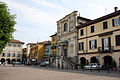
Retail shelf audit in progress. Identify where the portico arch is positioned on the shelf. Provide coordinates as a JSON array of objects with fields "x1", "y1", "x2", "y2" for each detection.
[
  {"x1": 103, "y1": 55, "x2": 113, "y2": 65},
  {"x1": 80, "y1": 57, "x2": 86, "y2": 65},
  {"x1": 6, "y1": 58, "x2": 11, "y2": 64},
  {"x1": 1, "y1": 58, "x2": 5, "y2": 64},
  {"x1": 90, "y1": 56, "x2": 98, "y2": 63}
]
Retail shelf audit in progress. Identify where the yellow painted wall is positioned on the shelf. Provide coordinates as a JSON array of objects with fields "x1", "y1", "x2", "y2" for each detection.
[
  {"x1": 51, "y1": 34, "x2": 57, "y2": 56},
  {"x1": 78, "y1": 15, "x2": 120, "y2": 54}
]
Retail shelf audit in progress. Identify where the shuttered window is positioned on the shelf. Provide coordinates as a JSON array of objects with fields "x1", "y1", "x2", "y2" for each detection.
[
  {"x1": 112, "y1": 17, "x2": 120, "y2": 27},
  {"x1": 103, "y1": 21, "x2": 108, "y2": 29},
  {"x1": 91, "y1": 26, "x2": 94, "y2": 33},
  {"x1": 89, "y1": 40, "x2": 97, "y2": 49},
  {"x1": 102, "y1": 37, "x2": 111, "y2": 51},
  {"x1": 80, "y1": 29, "x2": 84, "y2": 36},
  {"x1": 79, "y1": 42, "x2": 84, "y2": 50},
  {"x1": 116, "y1": 35, "x2": 120, "y2": 46}
]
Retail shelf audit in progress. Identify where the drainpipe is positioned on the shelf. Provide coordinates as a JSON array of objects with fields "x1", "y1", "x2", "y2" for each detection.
[{"x1": 86, "y1": 26, "x2": 88, "y2": 53}]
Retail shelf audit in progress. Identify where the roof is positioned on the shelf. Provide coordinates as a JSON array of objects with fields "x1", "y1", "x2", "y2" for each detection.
[
  {"x1": 37, "y1": 41, "x2": 50, "y2": 45},
  {"x1": 27, "y1": 43, "x2": 36, "y2": 45},
  {"x1": 77, "y1": 16, "x2": 92, "y2": 21},
  {"x1": 77, "y1": 10, "x2": 120, "y2": 29},
  {"x1": 50, "y1": 33, "x2": 57, "y2": 37},
  {"x1": 11, "y1": 39, "x2": 24, "y2": 44}
]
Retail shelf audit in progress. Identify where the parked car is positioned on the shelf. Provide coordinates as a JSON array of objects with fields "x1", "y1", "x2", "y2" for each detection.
[
  {"x1": 0, "y1": 62, "x2": 1, "y2": 65},
  {"x1": 84, "y1": 63, "x2": 101, "y2": 70},
  {"x1": 12, "y1": 62, "x2": 21, "y2": 65},
  {"x1": 40, "y1": 61, "x2": 49, "y2": 67}
]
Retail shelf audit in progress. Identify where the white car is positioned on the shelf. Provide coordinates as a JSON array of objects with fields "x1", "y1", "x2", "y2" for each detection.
[
  {"x1": 84, "y1": 63, "x2": 101, "y2": 70},
  {"x1": 0, "y1": 62, "x2": 1, "y2": 65}
]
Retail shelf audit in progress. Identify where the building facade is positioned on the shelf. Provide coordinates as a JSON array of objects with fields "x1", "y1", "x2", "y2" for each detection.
[
  {"x1": 44, "y1": 41, "x2": 51, "y2": 62},
  {"x1": 56, "y1": 11, "x2": 91, "y2": 69},
  {"x1": 0, "y1": 39, "x2": 24, "y2": 64},
  {"x1": 50, "y1": 33, "x2": 57, "y2": 56},
  {"x1": 29, "y1": 41, "x2": 50, "y2": 63},
  {"x1": 77, "y1": 8, "x2": 120, "y2": 69}
]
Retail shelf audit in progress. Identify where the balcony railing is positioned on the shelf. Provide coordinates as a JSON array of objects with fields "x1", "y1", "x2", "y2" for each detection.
[{"x1": 98, "y1": 46, "x2": 114, "y2": 53}]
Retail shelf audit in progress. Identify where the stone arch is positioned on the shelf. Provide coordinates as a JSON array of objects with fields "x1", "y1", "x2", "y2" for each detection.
[
  {"x1": 12, "y1": 59, "x2": 16, "y2": 62},
  {"x1": 17, "y1": 59, "x2": 21, "y2": 62},
  {"x1": 103, "y1": 55, "x2": 113, "y2": 65},
  {"x1": 80, "y1": 57, "x2": 86, "y2": 65},
  {"x1": 1, "y1": 58, "x2": 5, "y2": 64},
  {"x1": 90, "y1": 56, "x2": 98, "y2": 63},
  {"x1": 6, "y1": 58, "x2": 11, "y2": 64}
]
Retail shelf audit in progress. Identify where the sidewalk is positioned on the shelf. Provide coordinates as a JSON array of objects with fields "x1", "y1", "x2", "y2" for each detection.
[{"x1": 26, "y1": 65, "x2": 120, "y2": 78}]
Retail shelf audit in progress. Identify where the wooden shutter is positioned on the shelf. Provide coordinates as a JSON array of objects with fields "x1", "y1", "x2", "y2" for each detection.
[
  {"x1": 89, "y1": 41, "x2": 91, "y2": 49},
  {"x1": 116, "y1": 35, "x2": 120, "y2": 46},
  {"x1": 95, "y1": 40, "x2": 97, "y2": 49},
  {"x1": 112, "y1": 19, "x2": 115, "y2": 27},
  {"x1": 82, "y1": 42, "x2": 84, "y2": 50},
  {"x1": 102, "y1": 38, "x2": 104, "y2": 51},
  {"x1": 108, "y1": 37, "x2": 111, "y2": 50}
]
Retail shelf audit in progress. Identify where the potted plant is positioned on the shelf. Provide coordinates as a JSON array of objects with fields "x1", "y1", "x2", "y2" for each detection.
[{"x1": 112, "y1": 60, "x2": 117, "y2": 70}]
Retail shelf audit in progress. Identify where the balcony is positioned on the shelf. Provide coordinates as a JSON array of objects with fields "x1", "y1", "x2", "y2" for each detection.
[{"x1": 98, "y1": 46, "x2": 114, "y2": 53}]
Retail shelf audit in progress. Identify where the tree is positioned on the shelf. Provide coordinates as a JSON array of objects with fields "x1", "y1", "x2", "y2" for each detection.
[{"x1": 0, "y1": 2, "x2": 16, "y2": 53}]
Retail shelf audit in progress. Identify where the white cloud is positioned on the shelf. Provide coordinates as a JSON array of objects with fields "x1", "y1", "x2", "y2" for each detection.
[
  {"x1": 4, "y1": 0, "x2": 57, "y2": 27},
  {"x1": 32, "y1": 0, "x2": 63, "y2": 9}
]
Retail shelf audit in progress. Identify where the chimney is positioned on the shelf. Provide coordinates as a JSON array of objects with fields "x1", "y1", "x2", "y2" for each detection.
[{"x1": 114, "y1": 7, "x2": 118, "y2": 12}]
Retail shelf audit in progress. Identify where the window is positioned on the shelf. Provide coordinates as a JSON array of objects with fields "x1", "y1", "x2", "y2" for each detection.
[
  {"x1": 52, "y1": 51, "x2": 54, "y2": 55},
  {"x1": 91, "y1": 26, "x2": 94, "y2": 33},
  {"x1": 12, "y1": 53, "x2": 15, "y2": 57},
  {"x1": 18, "y1": 44, "x2": 21, "y2": 47},
  {"x1": 52, "y1": 43, "x2": 54, "y2": 47},
  {"x1": 52, "y1": 37, "x2": 55, "y2": 41},
  {"x1": 8, "y1": 48, "x2": 11, "y2": 52},
  {"x1": 7, "y1": 53, "x2": 11, "y2": 57},
  {"x1": 102, "y1": 37, "x2": 111, "y2": 51},
  {"x1": 13, "y1": 44, "x2": 16, "y2": 47},
  {"x1": 8, "y1": 43, "x2": 11, "y2": 46},
  {"x1": 13, "y1": 49, "x2": 16, "y2": 52},
  {"x1": 89, "y1": 40, "x2": 97, "y2": 49},
  {"x1": 115, "y1": 35, "x2": 120, "y2": 46},
  {"x1": 1, "y1": 53, "x2": 5, "y2": 57},
  {"x1": 112, "y1": 17, "x2": 120, "y2": 26},
  {"x1": 79, "y1": 42, "x2": 84, "y2": 50},
  {"x1": 80, "y1": 29, "x2": 84, "y2": 36},
  {"x1": 64, "y1": 23, "x2": 68, "y2": 32},
  {"x1": 17, "y1": 54, "x2": 21, "y2": 57},
  {"x1": 103, "y1": 21, "x2": 108, "y2": 29}
]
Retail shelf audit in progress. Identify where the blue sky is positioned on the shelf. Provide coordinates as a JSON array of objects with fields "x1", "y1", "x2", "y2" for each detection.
[{"x1": 1, "y1": 0, "x2": 120, "y2": 47}]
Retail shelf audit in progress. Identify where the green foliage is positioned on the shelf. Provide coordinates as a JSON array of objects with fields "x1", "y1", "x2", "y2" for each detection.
[
  {"x1": 86, "y1": 59, "x2": 89, "y2": 65},
  {"x1": 96, "y1": 59, "x2": 100, "y2": 64},
  {"x1": 0, "y1": 2, "x2": 16, "y2": 53},
  {"x1": 112, "y1": 60, "x2": 117, "y2": 68}
]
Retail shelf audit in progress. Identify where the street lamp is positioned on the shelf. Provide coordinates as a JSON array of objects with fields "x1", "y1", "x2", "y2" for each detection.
[{"x1": 98, "y1": 47, "x2": 101, "y2": 64}]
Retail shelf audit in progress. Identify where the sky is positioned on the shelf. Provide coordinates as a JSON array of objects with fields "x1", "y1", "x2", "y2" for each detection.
[{"x1": 1, "y1": 0, "x2": 120, "y2": 47}]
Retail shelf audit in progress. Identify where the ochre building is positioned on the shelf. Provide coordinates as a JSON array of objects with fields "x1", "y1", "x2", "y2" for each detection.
[{"x1": 77, "y1": 8, "x2": 120, "y2": 69}]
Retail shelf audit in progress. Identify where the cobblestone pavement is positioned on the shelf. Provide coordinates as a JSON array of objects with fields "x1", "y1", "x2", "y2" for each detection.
[{"x1": 0, "y1": 65, "x2": 120, "y2": 80}]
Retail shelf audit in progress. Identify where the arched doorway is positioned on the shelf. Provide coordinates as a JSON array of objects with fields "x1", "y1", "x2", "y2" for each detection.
[
  {"x1": 103, "y1": 56, "x2": 113, "y2": 65},
  {"x1": 80, "y1": 57, "x2": 86, "y2": 65},
  {"x1": 90, "y1": 56, "x2": 98, "y2": 63},
  {"x1": 12, "y1": 59, "x2": 16, "y2": 62},
  {"x1": 1, "y1": 58, "x2": 5, "y2": 64},
  {"x1": 6, "y1": 58, "x2": 11, "y2": 64},
  {"x1": 17, "y1": 59, "x2": 21, "y2": 62}
]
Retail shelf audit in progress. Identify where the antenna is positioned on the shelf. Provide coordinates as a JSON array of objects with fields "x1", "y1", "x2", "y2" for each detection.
[{"x1": 79, "y1": 12, "x2": 80, "y2": 16}]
